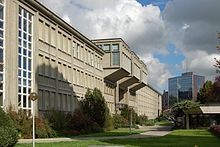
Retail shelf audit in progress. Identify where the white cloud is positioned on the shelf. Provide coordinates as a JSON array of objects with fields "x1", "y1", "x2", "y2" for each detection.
[
  {"x1": 180, "y1": 51, "x2": 220, "y2": 80},
  {"x1": 141, "y1": 54, "x2": 172, "y2": 92},
  {"x1": 40, "y1": 0, "x2": 168, "y2": 54}
]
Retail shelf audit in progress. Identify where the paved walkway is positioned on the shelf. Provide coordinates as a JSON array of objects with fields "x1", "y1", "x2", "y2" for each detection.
[{"x1": 18, "y1": 126, "x2": 172, "y2": 144}]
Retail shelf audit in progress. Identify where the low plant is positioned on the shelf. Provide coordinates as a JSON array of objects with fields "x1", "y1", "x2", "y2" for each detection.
[
  {"x1": 112, "y1": 113, "x2": 129, "y2": 128},
  {"x1": 210, "y1": 125, "x2": 220, "y2": 138},
  {"x1": 0, "y1": 107, "x2": 18, "y2": 146}
]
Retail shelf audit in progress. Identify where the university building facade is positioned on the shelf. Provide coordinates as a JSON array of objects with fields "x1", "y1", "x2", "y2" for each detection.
[{"x1": 1, "y1": 0, "x2": 161, "y2": 118}]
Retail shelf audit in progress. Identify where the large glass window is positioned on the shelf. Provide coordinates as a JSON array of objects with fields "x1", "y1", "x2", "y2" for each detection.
[
  {"x1": 112, "y1": 44, "x2": 119, "y2": 51},
  {"x1": 0, "y1": 0, "x2": 3, "y2": 107},
  {"x1": 18, "y1": 7, "x2": 33, "y2": 110},
  {"x1": 103, "y1": 44, "x2": 110, "y2": 51},
  {"x1": 112, "y1": 52, "x2": 120, "y2": 66}
]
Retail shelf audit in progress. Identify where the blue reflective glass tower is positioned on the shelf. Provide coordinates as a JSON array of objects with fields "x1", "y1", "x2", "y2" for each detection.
[{"x1": 168, "y1": 72, "x2": 205, "y2": 106}]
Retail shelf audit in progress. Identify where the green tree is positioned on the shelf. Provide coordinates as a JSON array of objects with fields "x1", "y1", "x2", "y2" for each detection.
[
  {"x1": 81, "y1": 88, "x2": 112, "y2": 129},
  {"x1": 197, "y1": 81, "x2": 213, "y2": 104},
  {"x1": 120, "y1": 104, "x2": 138, "y2": 125},
  {"x1": 167, "y1": 100, "x2": 200, "y2": 128}
]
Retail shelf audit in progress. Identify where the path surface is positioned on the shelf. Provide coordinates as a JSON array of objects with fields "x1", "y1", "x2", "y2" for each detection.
[{"x1": 18, "y1": 126, "x2": 172, "y2": 144}]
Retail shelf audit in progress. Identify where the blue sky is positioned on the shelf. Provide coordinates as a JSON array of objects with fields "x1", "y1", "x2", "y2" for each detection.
[
  {"x1": 137, "y1": 0, "x2": 170, "y2": 10},
  {"x1": 138, "y1": 0, "x2": 186, "y2": 78},
  {"x1": 154, "y1": 43, "x2": 186, "y2": 76}
]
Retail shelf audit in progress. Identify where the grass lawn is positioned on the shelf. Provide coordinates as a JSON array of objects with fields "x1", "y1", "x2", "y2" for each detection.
[
  {"x1": 16, "y1": 129, "x2": 220, "y2": 147},
  {"x1": 75, "y1": 128, "x2": 144, "y2": 137},
  {"x1": 155, "y1": 120, "x2": 174, "y2": 126}
]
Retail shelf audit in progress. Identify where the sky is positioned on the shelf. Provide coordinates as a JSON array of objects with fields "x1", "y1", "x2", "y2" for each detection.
[{"x1": 40, "y1": 0, "x2": 220, "y2": 93}]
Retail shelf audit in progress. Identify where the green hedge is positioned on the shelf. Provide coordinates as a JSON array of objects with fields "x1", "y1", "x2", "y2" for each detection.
[{"x1": 0, "y1": 107, "x2": 18, "y2": 146}]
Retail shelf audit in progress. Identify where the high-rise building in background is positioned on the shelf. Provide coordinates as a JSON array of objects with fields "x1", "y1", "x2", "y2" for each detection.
[
  {"x1": 162, "y1": 91, "x2": 169, "y2": 110},
  {"x1": 168, "y1": 72, "x2": 205, "y2": 106}
]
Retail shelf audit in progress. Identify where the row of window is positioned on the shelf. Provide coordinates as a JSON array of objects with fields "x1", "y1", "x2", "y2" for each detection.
[
  {"x1": 104, "y1": 82, "x2": 115, "y2": 96},
  {"x1": 38, "y1": 89, "x2": 76, "y2": 112},
  {"x1": 98, "y1": 43, "x2": 119, "y2": 52},
  {"x1": 38, "y1": 54, "x2": 103, "y2": 89},
  {"x1": 38, "y1": 19, "x2": 103, "y2": 70},
  {"x1": 18, "y1": 7, "x2": 33, "y2": 110}
]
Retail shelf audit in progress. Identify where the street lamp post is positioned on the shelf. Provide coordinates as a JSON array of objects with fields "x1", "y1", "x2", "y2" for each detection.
[
  {"x1": 129, "y1": 108, "x2": 132, "y2": 134},
  {"x1": 29, "y1": 92, "x2": 38, "y2": 147}
]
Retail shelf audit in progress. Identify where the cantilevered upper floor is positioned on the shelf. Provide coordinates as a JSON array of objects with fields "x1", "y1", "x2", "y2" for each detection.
[{"x1": 92, "y1": 38, "x2": 148, "y2": 88}]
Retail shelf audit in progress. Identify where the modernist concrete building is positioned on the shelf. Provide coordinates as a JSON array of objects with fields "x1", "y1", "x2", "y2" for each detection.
[
  {"x1": 1, "y1": 0, "x2": 161, "y2": 119},
  {"x1": 136, "y1": 85, "x2": 162, "y2": 119},
  {"x1": 92, "y1": 38, "x2": 148, "y2": 113}
]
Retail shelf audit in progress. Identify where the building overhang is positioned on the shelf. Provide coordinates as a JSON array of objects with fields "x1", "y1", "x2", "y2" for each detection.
[
  {"x1": 184, "y1": 104, "x2": 220, "y2": 114},
  {"x1": 104, "y1": 68, "x2": 130, "y2": 83},
  {"x1": 129, "y1": 82, "x2": 146, "y2": 92},
  {"x1": 119, "y1": 76, "x2": 139, "y2": 89}
]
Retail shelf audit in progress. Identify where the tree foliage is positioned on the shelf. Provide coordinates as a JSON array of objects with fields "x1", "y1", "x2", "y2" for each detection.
[
  {"x1": 197, "y1": 81, "x2": 213, "y2": 104},
  {"x1": 81, "y1": 88, "x2": 111, "y2": 128},
  {"x1": 171, "y1": 100, "x2": 200, "y2": 117},
  {"x1": 120, "y1": 104, "x2": 138, "y2": 124},
  {"x1": 163, "y1": 100, "x2": 200, "y2": 128},
  {"x1": 197, "y1": 79, "x2": 220, "y2": 104}
]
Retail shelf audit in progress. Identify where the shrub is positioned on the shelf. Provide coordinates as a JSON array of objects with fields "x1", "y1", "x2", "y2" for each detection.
[
  {"x1": 8, "y1": 109, "x2": 32, "y2": 138},
  {"x1": 136, "y1": 115, "x2": 148, "y2": 125},
  {"x1": 81, "y1": 88, "x2": 112, "y2": 128},
  {"x1": 210, "y1": 125, "x2": 220, "y2": 138},
  {"x1": 0, "y1": 107, "x2": 18, "y2": 146},
  {"x1": 144, "y1": 119, "x2": 155, "y2": 126},
  {"x1": 120, "y1": 105, "x2": 138, "y2": 124},
  {"x1": 112, "y1": 113, "x2": 129, "y2": 128},
  {"x1": 104, "y1": 114, "x2": 114, "y2": 131},
  {"x1": 35, "y1": 117, "x2": 57, "y2": 138},
  {"x1": 8, "y1": 109, "x2": 56, "y2": 139},
  {"x1": 44, "y1": 110, "x2": 68, "y2": 130}
]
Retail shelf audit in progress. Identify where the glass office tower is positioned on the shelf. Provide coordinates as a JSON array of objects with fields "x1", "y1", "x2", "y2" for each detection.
[{"x1": 168, "y1": 72, "x2": 205, "y2": 106}]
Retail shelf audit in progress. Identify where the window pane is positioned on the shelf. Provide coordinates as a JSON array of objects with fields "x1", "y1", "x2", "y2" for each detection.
[
  {"x1": 0, "y1": 5, "x2": 3, "y2": 20},
  {"x1": 0, "y1": 73, "x2": 2, "y2": 81},
  {"x1": 23, "y1": 32, "x2": 27, "y2": 40},
  {"x1": 112, "y1": 52, "x2": 120, "y2": 66},
  {"x1": 23, "y1": 70, "x2": 26, "y2": 78},
  {"x1": 23, "y1": 57, "x2": 26, "y2": 69},
  {"x1": 0, "y1": 30, "x2": 3, "y2": 38},
  {"x1": 0, "y1": 82, "x2": 2, "y2": 90},
  {"x1": 112, "y1": 44, "x2": 119, "y2": 51},
  {"x1": 19, "y1": 17, "x2": 22, "y2": 29},
  {"x1": 18, "y1": 95, "x2": 21, "y2": 106},
  {"x1": 0, "y1": 48, "x2": 3, "y2": 63},
  {"x1": 23, "y1": 95, "x2": 27, "y2": 107},
  {"x1": 0, "y1": 21, "x2": 3, "y2": 29},
  {"x1": 28, "y1": 59, "x2": 31, "y2": 70},
  {"x1": 18, "y1": 69, "x2": 21, "y2": 76},
  {"x1": 18, "y1": 47, "x2": 21, "y2": 54},
  {"x1": 23, "y1": 10, "x2": 27, "y2": 18},
  {"x1": 28, "y1": 22, "x2": 32, "y2": 34},
  {"x1": 23, "y1": 19, "x2": 27, "y2": 32},
  {"x1": 23, "y1": 48, "x2": 27, "y2": 56},
  {"x1": 18, "y1": 56, "x2": 21, "y2": 68},
  {"x1": 103, "y1": 44, "x2": 110, "y2": 51},
  {"x1": 0, "y1": 64, "x2": 2, "y2": 71},
  {"x1": 0, "y1": 39, "x2": 3, "y2": 47},
  {"x1": 0, "y1": 92, "x2": 2, "y2": 106},
  {"x1": 18, "y1": 86, "x2": 21, "y2": 93},
  {"x1": 28, "y1": 51, "x2": 31, "y2": 57}
]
